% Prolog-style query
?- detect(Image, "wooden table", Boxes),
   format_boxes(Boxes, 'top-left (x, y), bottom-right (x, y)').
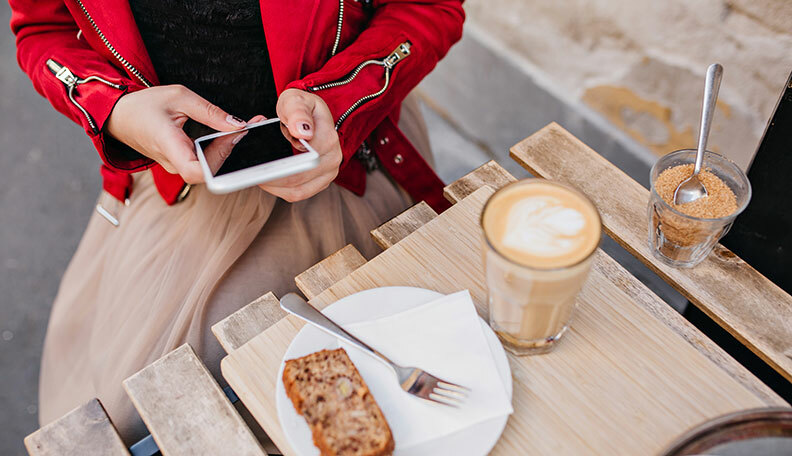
top-left (25, 123), bottom-right (791, 456)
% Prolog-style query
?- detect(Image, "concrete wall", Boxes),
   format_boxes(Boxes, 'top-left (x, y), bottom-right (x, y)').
top-left (462, 0), bottom-right (792, 169)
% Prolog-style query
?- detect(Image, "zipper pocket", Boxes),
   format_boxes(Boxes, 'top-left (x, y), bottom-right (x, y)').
top-left (46, 59), bottom-right (126, 135)
top-left (310, 41), bottom-right (411, 129)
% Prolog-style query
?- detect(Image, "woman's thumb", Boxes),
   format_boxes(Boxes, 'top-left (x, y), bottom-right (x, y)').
top-left (280, 96), bottom-right (315, 140)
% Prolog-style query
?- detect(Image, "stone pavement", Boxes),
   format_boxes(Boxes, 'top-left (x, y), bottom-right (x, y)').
top-left (1, 4), bottom-right (104, 454)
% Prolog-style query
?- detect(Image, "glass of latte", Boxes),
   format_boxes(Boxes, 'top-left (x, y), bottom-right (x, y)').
top-left (481, 179), bottom-right (601, 355)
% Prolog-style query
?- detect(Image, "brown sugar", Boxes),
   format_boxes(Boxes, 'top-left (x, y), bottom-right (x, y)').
top-left (655, 164), bottom-right (737, 218)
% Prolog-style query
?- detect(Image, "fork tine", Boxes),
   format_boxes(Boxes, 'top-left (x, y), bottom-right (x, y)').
top-left (427, 392), bottom-right (462, 408)
top-left (436, 380), bottom-right (470, 394)
top-left (433, 384), bottom-right (467, 399)
top-left (431, 387), bottom-right (466, 405)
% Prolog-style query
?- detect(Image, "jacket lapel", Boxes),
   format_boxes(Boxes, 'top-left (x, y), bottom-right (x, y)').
top-left (70, 0), bottom-right (159, 85)
top-left (258, 0), bottom-right (319, 93)
top-left (73, 0), bottom-right (321, 90)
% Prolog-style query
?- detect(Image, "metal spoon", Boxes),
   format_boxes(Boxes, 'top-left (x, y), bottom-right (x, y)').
top-left (673, 63), bottom-right (723, 205)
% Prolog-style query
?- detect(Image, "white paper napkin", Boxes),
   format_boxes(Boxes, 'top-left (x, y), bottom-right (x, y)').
top-left (339, 290), bottom-right (513, 451)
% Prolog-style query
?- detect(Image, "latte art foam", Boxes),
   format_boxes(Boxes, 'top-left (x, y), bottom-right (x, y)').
top-left (503, 196), bottom-right (587, 257)
top-left (483, 181), bottom-right (601, 269)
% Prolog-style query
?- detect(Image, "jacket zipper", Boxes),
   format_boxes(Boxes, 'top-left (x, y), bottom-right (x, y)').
top-left (68, 0), bottom-right (196, 202)
top-left (311, 41), bottom-right (411, 129)
top-left (331, 0), bottom-right (344, 56)
top-left (46, 59), bottom-right (125, 135)
top-left (73, 0), bottom-right (152, 88)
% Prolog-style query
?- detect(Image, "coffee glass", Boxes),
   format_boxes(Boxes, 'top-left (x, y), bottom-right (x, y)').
top-left (648, 150), bottom-right (751, 268)
top-left (480, 179), bottom-right (601, 355)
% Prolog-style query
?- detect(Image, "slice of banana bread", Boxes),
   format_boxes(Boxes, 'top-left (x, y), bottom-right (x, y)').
top-left (283, 348), bottom-right (395, 456)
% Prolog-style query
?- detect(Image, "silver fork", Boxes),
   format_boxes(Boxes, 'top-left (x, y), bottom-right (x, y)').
top-left (280, 293), bottom-right (469, 407)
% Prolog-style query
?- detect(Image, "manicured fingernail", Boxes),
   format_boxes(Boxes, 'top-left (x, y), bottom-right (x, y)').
top-left (231, 130), bottom-right (248, 145)
top-left (226, 115), bottom-right (246, 127)
top-left (300, 123), bottom-right (312, 134)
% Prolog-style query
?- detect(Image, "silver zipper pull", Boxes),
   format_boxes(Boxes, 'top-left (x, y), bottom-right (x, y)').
top-left (46, 59), bottom-right (125, 90)
top-left (383, 42), bottom-right (411, 69)
top-left (46, 59), bottom-right (79, 87)
top-left (44, 58), bottom-right (103, 134)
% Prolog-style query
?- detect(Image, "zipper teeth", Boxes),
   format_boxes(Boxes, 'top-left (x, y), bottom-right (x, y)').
top-left (331, 0), bottom-right (344, 56)
top-left (67, 86), bottom-right (98, 133)
top-left (73, 0), bottom-right (152, 88)
top-left (311, 60), bottom-right (383, 91)
top-left (335, 69), bottom-right (391, 129)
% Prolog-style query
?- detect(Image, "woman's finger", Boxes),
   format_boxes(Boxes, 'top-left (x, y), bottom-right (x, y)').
top-left (203, 130), bottom-right (245, 174)
top-left (262, 171), bottom-right (336, 203)
top-left (203, 114), bottom-right (266, 173)
top-left (260, 152), bottom-right (331, 188)
top-left (280, 123), bottom-right (308, 151)
top-left (260, 159), bottom-right (339, 197)
top-left (277, 90), bottom-right (315, 140)
top-left (158, 159), bottom-right (178, 175)
top-left (260, 165), bottom-right (323, 190)
top-left (260, 137), bottom-right (339, 189)
top-left (301, 95), bottom-right (338, 158)
top-left (172, 85), bottom-right (247, 132)
top-left (159, 129), bottom-right (205, 184)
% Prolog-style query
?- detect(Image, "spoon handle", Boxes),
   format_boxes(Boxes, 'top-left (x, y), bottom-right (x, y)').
top-left (695, 63), bottom-right (723, 175)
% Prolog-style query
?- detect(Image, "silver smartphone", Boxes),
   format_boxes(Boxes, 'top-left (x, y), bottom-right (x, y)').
top-left (194, 118), bottom-right (320, 194)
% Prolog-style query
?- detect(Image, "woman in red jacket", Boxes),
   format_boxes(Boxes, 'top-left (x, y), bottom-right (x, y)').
top-left (10, 0), bottom-right (463, 443)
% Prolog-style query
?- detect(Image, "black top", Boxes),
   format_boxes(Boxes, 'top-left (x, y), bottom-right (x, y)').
top-left (129, 0), bottom-right (278, 138)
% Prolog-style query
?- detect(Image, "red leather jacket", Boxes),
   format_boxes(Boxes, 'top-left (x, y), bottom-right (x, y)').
top-left (10, 0), bottom-right (464, 212)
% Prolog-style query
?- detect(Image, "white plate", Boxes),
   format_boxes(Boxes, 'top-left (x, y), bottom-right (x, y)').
top-left (275, 286), bottom-right (513, 456)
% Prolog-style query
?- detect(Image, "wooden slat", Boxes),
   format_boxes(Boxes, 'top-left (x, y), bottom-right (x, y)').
top-left (222, 187), bottom-right (780, 456)
top-left (443, 159), bottom-right (516, 204)
top-left (510, 122), bottom-right (792, 382)
top-left (212, 292), bottom-right (286, 353)
top-left (211, 295), bottom-right (286, 455)
top-left (294, 244), bottom-right (366, 299)
top-left (24, 398), bottom-right (129, 456)
top-left (123, 344), bottom-right (265, 456)
top-left (444, 153), bottom-right (780, 404)
top-left (370, 201), bottom-right (437, 250)
top-left (592, 250), bottom-right (783, 405)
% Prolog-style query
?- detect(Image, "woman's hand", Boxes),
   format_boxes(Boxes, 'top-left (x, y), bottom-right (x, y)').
top-left (259, 88), bottom-right (343, 202)
top-left (105, 84), bottom-right (248, 184)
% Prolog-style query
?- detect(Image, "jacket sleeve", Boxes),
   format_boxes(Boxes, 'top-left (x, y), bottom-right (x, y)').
top-left (285, 0), bottom-right (464, 164)
top-left (9, 0), bottom-right (153, 172)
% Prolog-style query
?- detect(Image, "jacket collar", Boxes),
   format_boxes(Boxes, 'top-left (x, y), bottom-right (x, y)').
top-left (71, 0), bottom-right (159, 86)
top-left (74, 0), bottom-right (319, 92)
top-left (257, 0), bottom-right (319, 92)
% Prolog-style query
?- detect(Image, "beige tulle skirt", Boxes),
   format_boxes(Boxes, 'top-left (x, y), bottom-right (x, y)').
top-left (38, 96), bottom-right (431, 443)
